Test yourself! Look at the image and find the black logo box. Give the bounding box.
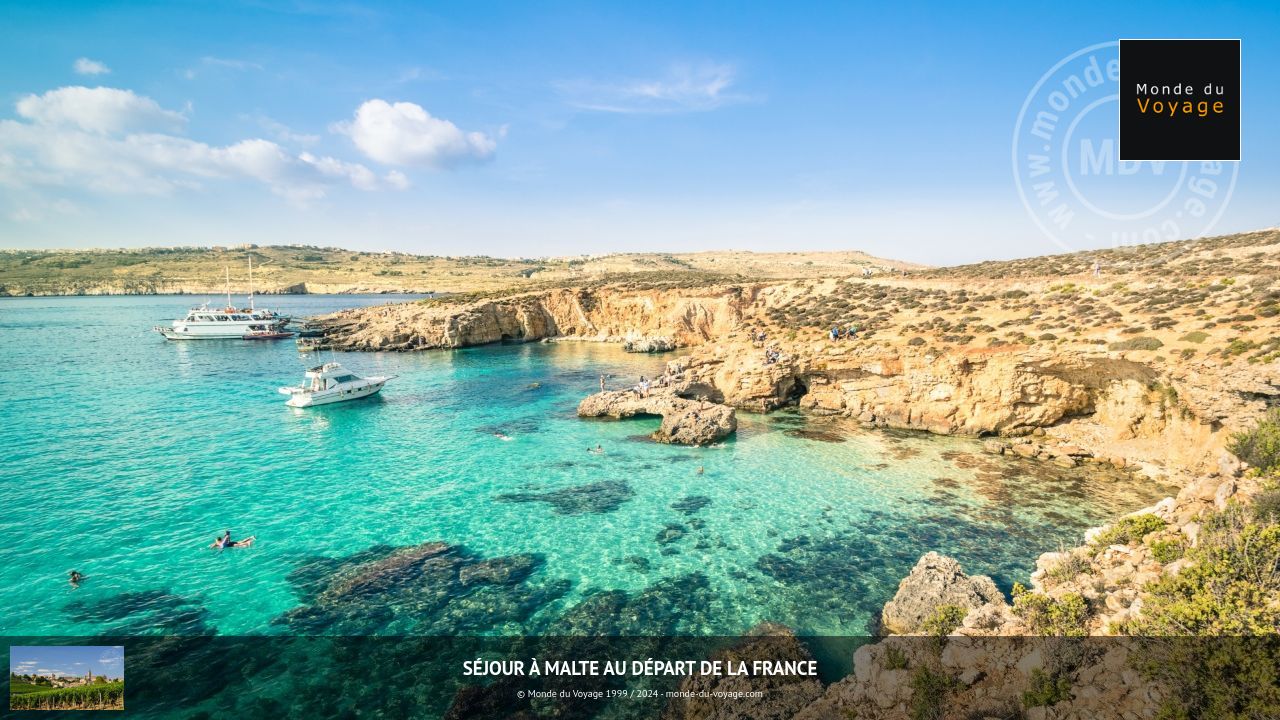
[1119,39,1240,161]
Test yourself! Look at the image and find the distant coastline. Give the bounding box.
[0,244,917,298]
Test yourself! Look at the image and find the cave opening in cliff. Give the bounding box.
[787,376,810,405]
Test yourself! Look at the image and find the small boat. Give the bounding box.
[278,362,393,407]
[244,330,295,340]
[295,328,326,338]
[296,337,325,351]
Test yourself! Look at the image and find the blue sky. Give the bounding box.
[0,1,1276,263]
[9,645,124,679]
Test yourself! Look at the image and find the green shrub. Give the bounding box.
[1022,667,1072,708]
[1180,331,1209,343]
[1012,584,1089,636]
[921,604,967,638]
[1150,538,1185,564]
[1228,408,1280,475]
[1093,514,1166,547]
[909,666,959,720]
[1253,489,1280,524]
[1128,504,1279,635]
[1109,336,1164,351]
[1125,501,1280,718]
[1046,552,1090,582]
[884,645,908,670]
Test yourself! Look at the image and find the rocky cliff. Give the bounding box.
[315,284,756,351]
[669,340,1278,483]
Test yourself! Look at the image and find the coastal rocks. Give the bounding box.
[624,335,677,353]
[577,389,736,445]
[661,624,824,720]
[880,552,1005,634]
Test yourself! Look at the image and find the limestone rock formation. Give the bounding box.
[880,552,1005,634]
[316,285,752,351]
[623,335,677,353]
[577,389,736,445]
[661,623,824,720]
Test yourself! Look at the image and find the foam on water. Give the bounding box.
[0,295,1176,637]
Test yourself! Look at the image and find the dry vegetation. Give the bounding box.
[0,244,916,297]
[758,229,1280,368]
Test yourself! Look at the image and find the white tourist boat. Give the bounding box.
[154,261,290,340]
[277,362,393,407]
[154,305,289,339]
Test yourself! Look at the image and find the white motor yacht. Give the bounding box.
[154,260,290,340]
[278,362,393,407]
[155,305,289,339]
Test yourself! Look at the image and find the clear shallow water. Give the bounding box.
[0,295,1175,638]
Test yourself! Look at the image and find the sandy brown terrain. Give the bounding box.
[0,244,918,296]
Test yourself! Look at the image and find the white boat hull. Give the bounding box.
[158,325,265,340]
[284,380,387,407]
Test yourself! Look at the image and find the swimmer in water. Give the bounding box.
[211,530,256,549]
[68,570,84,587]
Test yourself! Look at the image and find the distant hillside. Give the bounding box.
[0,245,919,297]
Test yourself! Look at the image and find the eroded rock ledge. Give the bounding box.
[577,389,737,446]
[313,285,754,351]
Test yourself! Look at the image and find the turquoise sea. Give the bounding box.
[0,295,1176,640]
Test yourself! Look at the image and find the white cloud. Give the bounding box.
[385,169,410,190]
[252,115,321,145]
[335,99,496,168]
[73,58,111,76]
[17,86,186,135]
[183,56,263,80]
[557,62,747,114]
[201,56,262,71]
[0,86,395,203]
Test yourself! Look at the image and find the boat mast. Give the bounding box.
[225,266,231,309]
[248,255,255,311]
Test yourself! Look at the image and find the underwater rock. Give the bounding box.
[670,495,713,515]
[458,553,542,587]
[880,552,1006,635]
[547,573,715,636]
[496,479,636,515]
[65,589,216,635]
[275,541,562,635]
[655,523,688,545]
[319,541,457,603]
[783,428,848,443]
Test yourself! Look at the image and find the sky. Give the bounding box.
[9,645,124,679]
[0,1,1276,264]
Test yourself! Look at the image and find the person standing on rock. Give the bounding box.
[639,376,651,398]
[599,374,606,393]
